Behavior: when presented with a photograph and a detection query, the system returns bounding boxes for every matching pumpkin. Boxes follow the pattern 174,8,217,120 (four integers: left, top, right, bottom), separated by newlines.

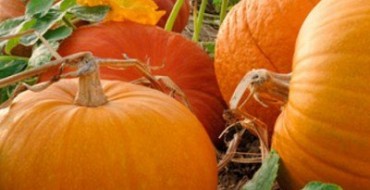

272,0,370,189
0,73,218,189
214,0,320,134
39,21,227,146
0,0,25,21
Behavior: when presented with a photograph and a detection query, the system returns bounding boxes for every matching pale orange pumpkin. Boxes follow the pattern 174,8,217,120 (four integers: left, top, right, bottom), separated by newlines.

214,0,320,134
0,76,218,189
272,0,370,189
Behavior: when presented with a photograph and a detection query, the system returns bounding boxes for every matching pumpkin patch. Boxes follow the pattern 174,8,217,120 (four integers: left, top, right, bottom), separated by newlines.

1,0,368,189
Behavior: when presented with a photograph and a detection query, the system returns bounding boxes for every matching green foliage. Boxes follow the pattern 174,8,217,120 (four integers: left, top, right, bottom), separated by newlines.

26,0,54,18
69,6,110,22
242,150,280,190
0,0,110,102
302,182,343,190
0,56,29,103
28,41,59,67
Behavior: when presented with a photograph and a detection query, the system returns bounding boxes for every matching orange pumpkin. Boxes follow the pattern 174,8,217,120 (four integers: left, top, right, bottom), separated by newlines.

40,21,227,146
214,0,320,133
0,0,25,21
272,0,370,189
0,77,218,189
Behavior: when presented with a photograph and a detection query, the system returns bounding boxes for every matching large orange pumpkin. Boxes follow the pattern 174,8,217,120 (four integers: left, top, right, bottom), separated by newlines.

214,0,320,133
272,0,370,189
0,76,218,189
40,21,227,146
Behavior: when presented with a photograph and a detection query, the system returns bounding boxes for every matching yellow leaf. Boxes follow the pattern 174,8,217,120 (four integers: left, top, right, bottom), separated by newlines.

77,0,166,25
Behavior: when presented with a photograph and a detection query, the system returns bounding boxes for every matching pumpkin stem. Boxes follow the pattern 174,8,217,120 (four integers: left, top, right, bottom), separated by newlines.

230,69,291,110
74,54,108,107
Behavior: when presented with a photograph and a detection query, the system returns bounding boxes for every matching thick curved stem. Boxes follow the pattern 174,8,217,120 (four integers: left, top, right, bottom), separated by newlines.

230,69,291,110
73,54,107,107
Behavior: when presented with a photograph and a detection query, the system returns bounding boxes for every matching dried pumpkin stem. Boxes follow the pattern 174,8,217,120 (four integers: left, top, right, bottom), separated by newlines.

230,69,291,109
73,54,108,107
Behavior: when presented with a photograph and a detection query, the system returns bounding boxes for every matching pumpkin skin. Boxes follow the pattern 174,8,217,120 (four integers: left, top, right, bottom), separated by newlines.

214,0,320,134
0,0,25,21
40,21,227,146
154,0,190,32
272,0,370,189
0,79,218,189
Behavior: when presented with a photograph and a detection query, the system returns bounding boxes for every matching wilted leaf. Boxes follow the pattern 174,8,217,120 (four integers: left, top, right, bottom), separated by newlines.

302,182,343,190
243,150,280,190
76,0,165,25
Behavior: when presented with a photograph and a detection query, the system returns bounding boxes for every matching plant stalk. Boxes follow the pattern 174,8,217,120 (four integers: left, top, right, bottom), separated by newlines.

220,0,229,24
164,0,184,31
192,0,207,42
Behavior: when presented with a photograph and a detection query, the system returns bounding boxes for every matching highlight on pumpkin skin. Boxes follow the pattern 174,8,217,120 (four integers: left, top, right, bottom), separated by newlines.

77,0,166,25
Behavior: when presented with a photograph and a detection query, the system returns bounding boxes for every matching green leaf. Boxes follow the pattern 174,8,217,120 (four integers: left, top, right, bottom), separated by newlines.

4,19,36,55
0,56,33,104
0,56,28,79
28,41,59,67
44,26,73,41
243,150,280,190
0,17,26,37
60,0,77,11
302,182,343,190
69,5,110,22
26,0,54,18
20,9,66,46
0,17,26,48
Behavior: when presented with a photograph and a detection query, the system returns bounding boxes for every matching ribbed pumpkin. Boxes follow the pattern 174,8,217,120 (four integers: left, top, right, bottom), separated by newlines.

272,0,370,189
40,21,227,146
214,0,319,133
0,77,218,189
